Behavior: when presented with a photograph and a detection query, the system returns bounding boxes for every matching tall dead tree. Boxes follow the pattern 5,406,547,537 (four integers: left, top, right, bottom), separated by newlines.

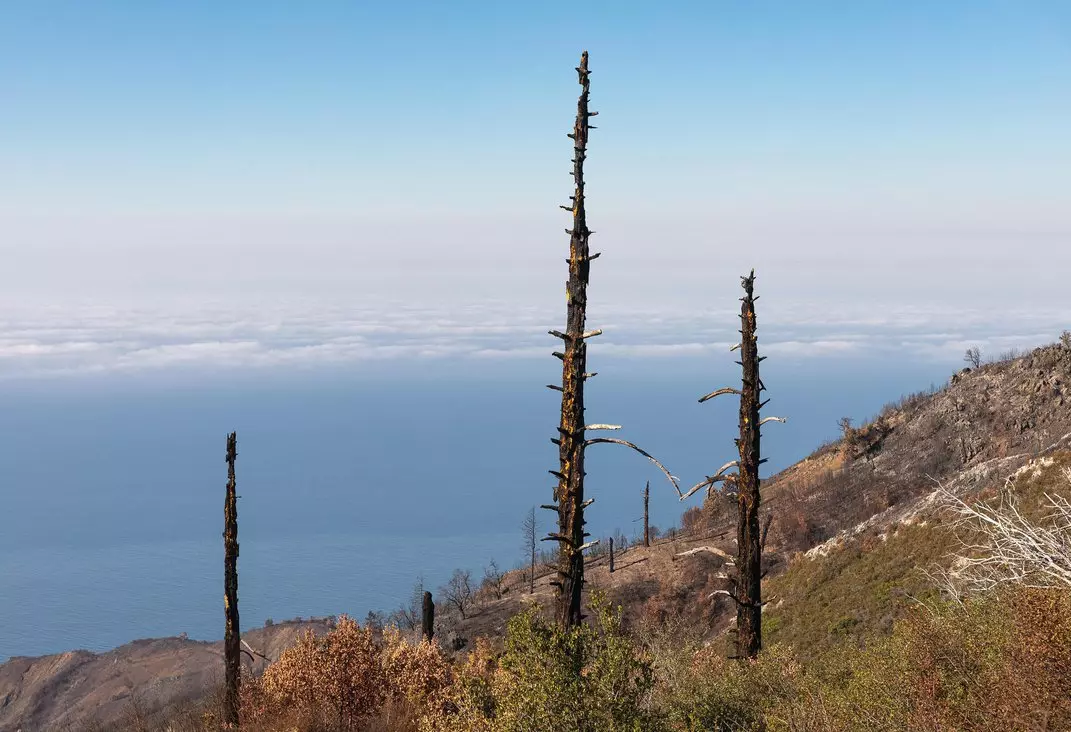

643,481,651,548
544,51,679,627
223,431,240,727
681,271,785,658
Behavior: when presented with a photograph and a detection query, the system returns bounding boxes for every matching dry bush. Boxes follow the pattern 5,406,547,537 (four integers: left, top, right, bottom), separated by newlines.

244,616,385,729
480,560,506,601
680,504,710,535
441,570,474,620
241,615,451,732
381,626,453,709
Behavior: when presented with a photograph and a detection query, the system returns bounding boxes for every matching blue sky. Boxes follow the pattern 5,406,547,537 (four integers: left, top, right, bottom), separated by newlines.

0,1,1069,375
3,1,1069,214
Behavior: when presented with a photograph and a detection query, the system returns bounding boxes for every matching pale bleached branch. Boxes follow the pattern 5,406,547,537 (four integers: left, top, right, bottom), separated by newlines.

758,416,787,427
241,639,272,662
676,545,734,561
583,437,680,494
935,469,1071,593
584,424,621,431
680,461,740,501
729,343,741,352
699,387,741,403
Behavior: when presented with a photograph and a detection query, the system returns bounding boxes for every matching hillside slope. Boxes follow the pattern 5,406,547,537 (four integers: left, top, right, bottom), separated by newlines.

0,620,331,732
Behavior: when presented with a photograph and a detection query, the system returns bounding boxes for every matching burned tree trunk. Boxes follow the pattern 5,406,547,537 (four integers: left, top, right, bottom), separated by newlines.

523,506,537,594
643,481,650,548
548,50,597,628
685,270,785,660
543,52,680,628
421,591,434,642
735,271,763,659
223,431,240,727
609,536,615,573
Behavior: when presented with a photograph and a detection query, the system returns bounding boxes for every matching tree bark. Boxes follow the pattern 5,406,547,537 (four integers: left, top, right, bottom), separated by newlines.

421,591,434,642
609,536,615,573
735,272,762,659
223,432,240,727
550,51,595,628
643,481,650,548
523,506,537,594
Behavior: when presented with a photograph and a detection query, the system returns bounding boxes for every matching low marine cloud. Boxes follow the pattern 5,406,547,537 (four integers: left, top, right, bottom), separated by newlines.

0,297,1065,379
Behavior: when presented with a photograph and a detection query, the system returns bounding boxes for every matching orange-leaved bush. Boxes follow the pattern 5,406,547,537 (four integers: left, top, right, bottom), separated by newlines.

242,615,453,731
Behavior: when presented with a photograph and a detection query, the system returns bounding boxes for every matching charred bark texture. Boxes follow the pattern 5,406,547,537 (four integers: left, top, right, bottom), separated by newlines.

609,536,615,573
543,52,676,627
735,271,762,659
223,431,240,727
421,591,434,642
550,51,595,628
644,481,651,548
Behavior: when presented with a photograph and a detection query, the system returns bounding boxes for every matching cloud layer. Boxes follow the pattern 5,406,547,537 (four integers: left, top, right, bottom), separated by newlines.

0,296,1066,379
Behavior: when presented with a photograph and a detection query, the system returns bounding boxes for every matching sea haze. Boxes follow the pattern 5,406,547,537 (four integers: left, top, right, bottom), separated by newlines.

0,354,958,659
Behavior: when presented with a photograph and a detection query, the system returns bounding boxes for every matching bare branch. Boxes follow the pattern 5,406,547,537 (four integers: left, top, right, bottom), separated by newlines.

579,539,601,552
680,460,740,501
758,416,787,427
699,387,741,403
935,470,1071,593
584,423,621,431
676,545,734,561
583,437,680,494
709,588,742,605
241,639,272,662
729,343,741,352
542,532,573,544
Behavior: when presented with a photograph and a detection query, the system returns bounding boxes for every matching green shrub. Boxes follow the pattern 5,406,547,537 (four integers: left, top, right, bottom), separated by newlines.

425,593,658,732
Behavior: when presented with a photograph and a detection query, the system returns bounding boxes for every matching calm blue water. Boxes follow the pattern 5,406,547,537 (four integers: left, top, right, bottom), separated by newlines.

0,355,956,659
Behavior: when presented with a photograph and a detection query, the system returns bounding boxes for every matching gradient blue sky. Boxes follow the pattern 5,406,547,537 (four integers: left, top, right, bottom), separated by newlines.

1,1,1069,374
3,1,1069,214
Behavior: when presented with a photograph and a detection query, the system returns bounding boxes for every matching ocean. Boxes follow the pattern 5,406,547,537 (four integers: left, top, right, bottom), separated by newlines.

0,354,957,659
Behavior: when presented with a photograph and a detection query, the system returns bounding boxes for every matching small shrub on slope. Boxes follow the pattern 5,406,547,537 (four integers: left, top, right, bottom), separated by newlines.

241,615,452,731
424,593,657,732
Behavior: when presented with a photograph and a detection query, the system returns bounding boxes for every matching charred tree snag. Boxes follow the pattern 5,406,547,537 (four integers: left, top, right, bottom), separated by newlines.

223,431,240,728
422,591,434,642
545,50,597,629
682,271,785,659
734,271,764,659
543,52,679,628
644,481,651,548
609,536,615,573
